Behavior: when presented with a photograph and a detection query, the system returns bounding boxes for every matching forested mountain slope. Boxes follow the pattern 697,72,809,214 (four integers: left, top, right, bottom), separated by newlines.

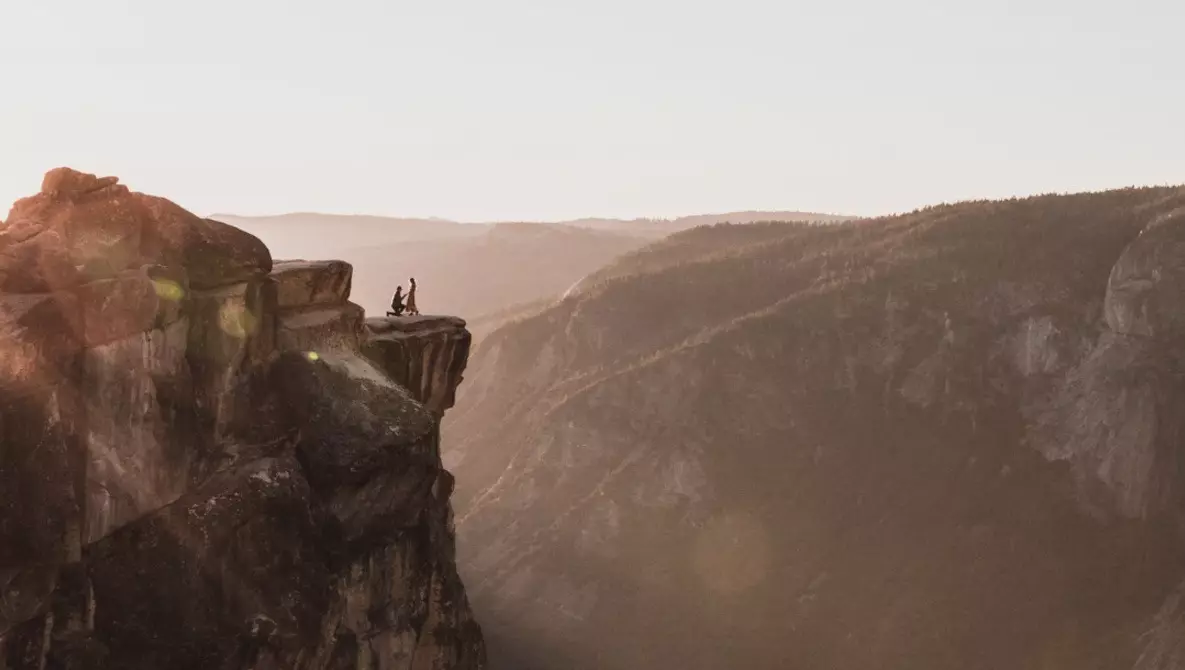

446,186,1185,670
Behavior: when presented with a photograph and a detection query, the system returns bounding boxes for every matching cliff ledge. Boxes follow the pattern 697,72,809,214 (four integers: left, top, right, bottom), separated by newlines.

0,168,486,669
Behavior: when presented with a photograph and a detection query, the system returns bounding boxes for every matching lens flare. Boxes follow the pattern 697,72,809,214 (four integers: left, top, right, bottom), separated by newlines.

305,351,320,361
217,302,257,339
151,278,185,302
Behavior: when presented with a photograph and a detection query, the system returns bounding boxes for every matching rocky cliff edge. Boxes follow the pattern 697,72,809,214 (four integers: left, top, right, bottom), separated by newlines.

0,168,485,669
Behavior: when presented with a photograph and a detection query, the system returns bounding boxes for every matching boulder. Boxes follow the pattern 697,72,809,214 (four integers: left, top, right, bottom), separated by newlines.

5,171,149,284
140,197,272,289
39,168,119,198
270,260,353,309
276,302,365,354
2,169,271,292
270,350,436,487
269,351,438,543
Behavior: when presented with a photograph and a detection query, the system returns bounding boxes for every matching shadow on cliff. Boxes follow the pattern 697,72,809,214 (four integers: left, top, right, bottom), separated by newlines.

0,168,487,670
447,185,1185,670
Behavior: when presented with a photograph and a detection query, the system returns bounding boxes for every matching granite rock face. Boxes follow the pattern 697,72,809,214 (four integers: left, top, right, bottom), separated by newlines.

362,316,472,417
3,171,271,293
1031,208,1185,520
272,260,354,309
1104,207,1185,340
0,168,485,669
443,187,1185,669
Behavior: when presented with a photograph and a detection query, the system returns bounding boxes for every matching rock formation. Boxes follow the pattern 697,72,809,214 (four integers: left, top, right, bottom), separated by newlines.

1031,206,1185,519
362,317,471,417
446,188,1185,670
0,169,485,669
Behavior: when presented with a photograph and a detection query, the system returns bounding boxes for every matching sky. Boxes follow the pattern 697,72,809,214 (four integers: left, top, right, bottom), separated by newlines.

1,0,1182,222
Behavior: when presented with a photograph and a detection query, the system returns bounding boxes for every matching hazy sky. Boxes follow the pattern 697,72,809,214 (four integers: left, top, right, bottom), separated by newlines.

1,0,1182,221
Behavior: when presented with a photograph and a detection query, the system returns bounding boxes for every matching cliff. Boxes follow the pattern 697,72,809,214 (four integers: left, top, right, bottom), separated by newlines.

446,187,1185,669
0,168,486,669
362,316,471,417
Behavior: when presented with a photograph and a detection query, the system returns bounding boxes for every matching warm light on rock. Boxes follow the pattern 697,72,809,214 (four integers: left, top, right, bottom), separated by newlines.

0,167,485,669
151,278,185,302
217,300,256,339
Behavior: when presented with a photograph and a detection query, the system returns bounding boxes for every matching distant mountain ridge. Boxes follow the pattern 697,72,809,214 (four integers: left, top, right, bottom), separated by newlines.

550,210,854,236
210,210,852,237
211,210,851,328
207,213,482,250
445,185,1185,670
209,212,456,224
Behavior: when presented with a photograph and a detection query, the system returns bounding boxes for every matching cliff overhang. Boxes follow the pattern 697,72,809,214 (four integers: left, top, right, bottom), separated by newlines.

0,168,486,669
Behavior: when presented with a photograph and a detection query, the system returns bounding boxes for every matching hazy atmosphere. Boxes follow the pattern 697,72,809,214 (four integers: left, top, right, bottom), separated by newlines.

3,0,1182,221
5,2,1185,670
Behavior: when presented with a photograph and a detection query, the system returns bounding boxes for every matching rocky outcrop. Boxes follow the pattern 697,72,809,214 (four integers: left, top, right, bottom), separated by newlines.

443,187,1185,670
362,316,471,416
2,169,271,293
0,168,485,669
1031,207,1185,520
271,260,365,357
1104,207,1185,339
272,260,353,309
277,302,366,354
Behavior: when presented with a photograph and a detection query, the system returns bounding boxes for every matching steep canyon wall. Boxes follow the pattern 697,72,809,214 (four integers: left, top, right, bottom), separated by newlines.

0,168,485,670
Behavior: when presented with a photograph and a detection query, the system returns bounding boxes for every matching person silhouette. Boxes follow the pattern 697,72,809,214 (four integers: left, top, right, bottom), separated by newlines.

386,286,405,317
406,277,420,315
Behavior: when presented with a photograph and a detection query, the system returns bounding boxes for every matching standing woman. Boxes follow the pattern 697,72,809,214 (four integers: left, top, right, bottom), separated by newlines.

406,277,419,315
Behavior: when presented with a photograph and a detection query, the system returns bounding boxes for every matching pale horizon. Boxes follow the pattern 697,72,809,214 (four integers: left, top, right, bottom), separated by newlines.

3,0,1182,223
205,207,858,223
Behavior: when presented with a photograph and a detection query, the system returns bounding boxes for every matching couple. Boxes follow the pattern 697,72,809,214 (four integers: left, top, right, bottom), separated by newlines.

387,277,419,317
